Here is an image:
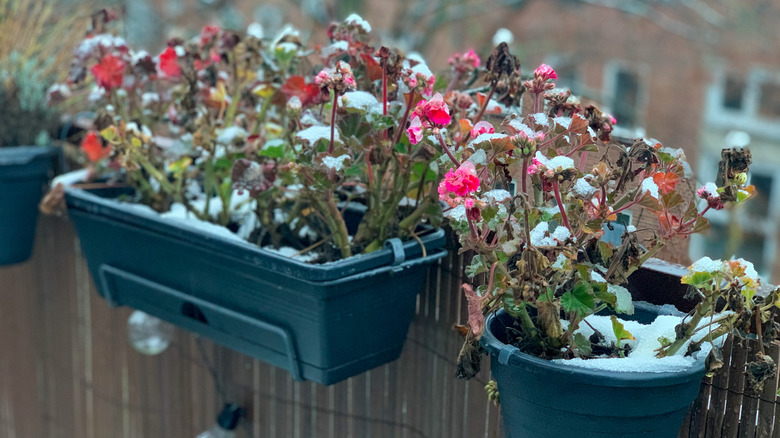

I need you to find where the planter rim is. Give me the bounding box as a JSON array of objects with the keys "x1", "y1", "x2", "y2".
[
  {"x1": 64, "y1": 185, "x2": 447, "y2": 282},
  {"x1": 481, "y1": 307, "x2": 707, "y2": 387},
  {"x1": 0, "y1": 145, "x2": 58, "y2": 166}
]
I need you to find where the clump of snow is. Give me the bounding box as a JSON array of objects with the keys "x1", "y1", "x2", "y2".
[
  {"x1": 530, "y1": 113, "x2": 550, "y2": 127},
  {"x1": 247, "y1": 22, "x2": 264, "y2": 39},
  {"x1": 552, "y1": 253, "x2": 568, "y2": 269},
  {"x1": 552, "y1": 313, "x2": 715, "y2": 373},
  {"x1": 216, "y1": 126, "x2": 248, "y2": 145},
  {"x1": 529, "y1": 222, "x2": 571, "y2": 246},
  {"x1": 590, "y1": 271, "x2": 606, "y2": 283},
  {"x1": 52, "y1": 169, "x2": 89, "y2": 187},
  {"x1": 534, "y1": 151, "x2": 575, "y2": 171},
  {"x1": 492, "y1": 28, "x2": 514, "y2": 46},
  {"x1": 553, "y1": 116, "x2": 572, "y2": 129},
  {"x1": 161, "y1": 203, "x2": 249, "y2": 244},
  {"x1": 344, "y1": 13, "x2": 372, "y2": 33},
  {"x1": 734, "y1": 258, "x2": 760, "y2": 281},
  {"x1": 263, "y1": 245, "x2": 319, "y2": 263},
  {"x1": 572, "y1": 177, "x2": 597, "y2": 197},
  {"x1": 322, "y1": 154, "x2": 350, "y2": 171},
  {"x1": 340, "y1": 91, "x2": 380, "y2": 113},
  {"x1": 641, "y1": 177, "x2": 660, "y2": 199},
  {"x1": 608, "y1": 284, "x2": 634, "y2": 315},
  {"x1": 297, "y1": 126, "x2": 340, "y2": 145},
  {"x1": 482, "y1": 189, "x2": 512, "y2": 203},
  {"x1": 469, "y1": 133, "x2": 509, "y2": 147},
  {"x1": 507, "y1": 119, "x2": 536, "y2": 138},
  {"x1": 690, "y1": 256, "x2": 722, "y2": 273},
  {"x1": 444, "y1": 205, "x2": 467, "y2": 222},
  {"x1": 626, "y1": 225, "x2": 637, "y2": 233},
  {"x1": 467, "y1": 149, "x2": 487, "y2": 166}
]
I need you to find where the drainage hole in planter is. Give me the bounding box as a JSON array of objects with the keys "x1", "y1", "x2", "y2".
[{"x1": 181, "y1": 302, "x2": 209, "y2": 325}]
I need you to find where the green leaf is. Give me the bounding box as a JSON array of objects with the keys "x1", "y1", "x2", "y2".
[
  {"x1": 610, "y1": 315, "x2": 635, "y2": 349},
  {"x1": 593, "y1": 283, "x2": 617, "y2": 307},
  {"x1": 561, "y1": 282, "x2": 595, "y2": 318},
  {"x1": 573, "y1": 333, "x2": 593, "y2": 356},
  {"x1": 681, "y1": 271, "x2": 714, "y2": 287},
  {"x1": 465, "y1": 255, "x2": 488, "y2": 278},
  {"x1": 260, "y1": 139, "x2": 287, "y2": 158}
]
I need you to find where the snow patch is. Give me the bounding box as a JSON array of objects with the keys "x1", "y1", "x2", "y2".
[{"x1": 297, "y1": 126, "x2": 340, "y2": 145}]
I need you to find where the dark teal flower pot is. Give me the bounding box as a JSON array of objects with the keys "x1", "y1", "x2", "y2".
[
  {"x1": 0, "y1": 146, "x2": 58, "y2": 266},
  {"x1": 65, "y1": 186, "x2": 447, "y2": 385},
  {"x1": 482, "y1": 306, "x2": 706, "y2": 438}
]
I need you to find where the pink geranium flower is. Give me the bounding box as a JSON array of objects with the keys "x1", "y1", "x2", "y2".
[
  {"x1": 534, "y1": 64, "x2": 558, "y2": 81},
  {"x1": 414, "y1": 93, "x2": 451, "y2": 127},
  {"x1": 407, "y1": 116, "x2": 424, "y2": 145},
  {"x1": 438, "y1": 161, "x2": 480, "y2": 207}
]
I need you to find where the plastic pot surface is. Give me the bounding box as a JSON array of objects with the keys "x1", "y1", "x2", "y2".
[
  {"x1": 481, "y1": 307, "x2": 706, "y2": 438},
  {"x1": 65, "y1": 186, "x2": 447, "y2": 385},
  {"x1": 0, "y1": 146, "x2": 57, "y2": 266}
]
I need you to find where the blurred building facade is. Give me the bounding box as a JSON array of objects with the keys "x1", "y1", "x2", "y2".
[{"x1": 133, "y1": 0, "x2": 779, "y2": 279}]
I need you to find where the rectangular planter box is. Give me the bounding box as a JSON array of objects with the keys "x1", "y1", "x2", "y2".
[{"x1": 65, "y1": 187, "x2": 447, "y2": 384}]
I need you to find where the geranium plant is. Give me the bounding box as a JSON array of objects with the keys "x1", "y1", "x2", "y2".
[
  {"x1": 433, "y1": 45, "x2": 779, "y2": 382},
  {"x1": 55, "y1": 14, "x2": 500, "y2": 261}
]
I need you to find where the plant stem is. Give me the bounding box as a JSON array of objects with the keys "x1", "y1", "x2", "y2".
[
  {"x1": 329, "y1": 92, "x2": 339, "y2": 154},
  {"x1": 521, "y1": 157, "x2": 529, "y2": 194},
  {"x1": 391, "y1": 92, "x2": 414, "y2": 147},
  {"x1": 436, "y1": 130, "x2": 460, "y2": 167},
  {"x1": 658, "y1": 295, "x2": 714, "y2": 357},
  {"x1": 552, "y1": 180, "x2": 571, "y2": 232}
]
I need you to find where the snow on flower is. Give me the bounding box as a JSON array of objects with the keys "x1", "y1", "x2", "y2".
[
  {"x1": 91, "y1": 53, "x2": 126, "y2": 90},
  {"x1": 247, "y1": 22, "x2": 264, "y2": 39},
  {"x1": 641, "y1": 177, "x2": 660, "y2": 199},
  {"x1": 344, "y1": 13, "x2": 372, "y2": 33},
  {"x1": 470, "y1": 121, "x2": 494, "y2": 139},
  {"x1": 481, "y1": 189, "x2": 512, "y2": 204},
  {"x1": 314, "y1": 61, "x2": 356, "y2": 91},
  {"x1": 529, "y1": 222, "x2": 571, "y2": 247},
  {"x1": 572, "y1": 177, "x2": 597, "y2": 198},
  {"x1": 697, "y1": 182, "x2": 719, "y2": 199},
  {"x1": 689, "y1": 256, "x2": 723, "y2": 274},
  {"x1": 297, "y1": 125, "x2": 340, "y2": 145},
  {"x1": 534, "y1": 64, "x2": 558, "y2": 81},
  {"x1": 527, "y1": 151, "x2": 575, "y2": 176},
  {"x1": 438, "y1": 161, "x2": 480, "y2": 207}
]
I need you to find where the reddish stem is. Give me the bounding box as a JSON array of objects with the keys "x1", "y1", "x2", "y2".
[
  {"x1": 382, "y1": 68, "x2": 388, "y2": 116},
  {"x1": 436, "y1": 130, "x2": 460, "y2": 167},
  {"x1": 552, "y1": 180, "x2": 571, "y2": 232},
  {"x1": 328, "y1": 93, "x2": 339, "y2": 154},
  {"x1": 578, "y1": 151, "x2": 589, "y2": 172},
  {"x1": 391, "y1": 93, "x2": 414, "y2": 147}
]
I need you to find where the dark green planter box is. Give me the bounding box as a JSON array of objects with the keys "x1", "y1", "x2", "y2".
[
  {"x1": 482, "y1": 304, "x2": 706, "y2": 438},
  {"x1": 65, "y1": 187, "x2": 447, "y2": 385},
  {"x1": 0, "y1": 146, "x2": 58, "y2": 266}
]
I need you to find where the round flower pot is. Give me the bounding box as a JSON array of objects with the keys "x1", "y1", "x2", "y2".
[
  {"x1": 481, "y1": 307, "x2": 706, "y2": 438},
  {"x1": 0, "y1": 146, "x2": 58, "y2": 266}
]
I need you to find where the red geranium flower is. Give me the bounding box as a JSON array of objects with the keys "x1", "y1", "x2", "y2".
[
  {"x1": 90, "y1": 54, "x2": 126, "y2": 90},
  {"x1": 81, "y1": 131, "x2": 112, "y2": 162},
  {"x1": 158, "y1": 47, "x2": 181, "y2": 79}
]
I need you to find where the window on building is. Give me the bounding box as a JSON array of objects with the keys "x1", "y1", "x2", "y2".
[
  {"x1": 722, "y1": 75, "x2": 746, "y2": 110},
  {"x1": 758, "y1": 81, "x2": 780, "y2": 119},
  {"x1": 604, "y1": 63, "x2": 645, "y2": 133}
]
